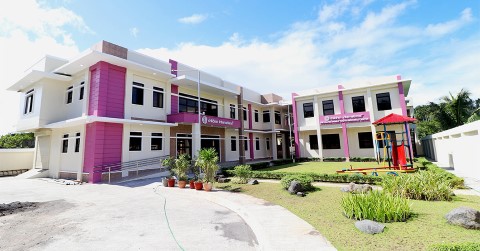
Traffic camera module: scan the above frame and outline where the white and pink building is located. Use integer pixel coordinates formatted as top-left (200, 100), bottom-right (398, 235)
top-left (7, 41), bottom-right (414, 183)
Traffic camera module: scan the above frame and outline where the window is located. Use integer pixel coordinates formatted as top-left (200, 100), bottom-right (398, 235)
top-left (303, 102), bottom-right (314, 118)
top-left (322, 100), bottom-right (334, 115)
top-left (231, 136), bottom-right (237, 151)
top-left (243, 107), bottom-right (247, 121)
top-left (254, 110), bottom-right (259, 122)
top-left (377, 131), bottom-right (396, 148)
top-left (179, 93), bottom-right (218, 116)
top-left (376, 92), bottom-right (392, 111)
top-left (244, 136), bottom-right (248, 151)
top-left (152, 87), bottom-right (164, 108)
top-left (255, 137), bottom-right (260, 150)
top-left (74, 133), bottom-right (81, 153)
top-left (230, 104), bottom-right (236, 119)
top-left (322, 134), bottom-right (341, 149)
top-left (274, 111), bottom-right (281, 124)
top-left (263, 111), bottom-right (270, 122)
top-left (79, 82), bottom-right (85, 100)
top-left (309, 135), bottom-right (318, 150)
top-left (66, 86), bottom-right (73, 104)
top-left (151, 133), bottom-right (163, 151)
top-left (129, 132), bottom-right (142, 151)
top-left (266, 138), bottom-right (270, 150)
top-left (352, 96), bottom-right (365, 112)
top-left (132, 82), bottom-right (144, 105)
top-left (62, 134), bottom-right (69, 153)
top-left (358, 132), bottom-right (373, 149)
top-left (23, 89), bottom-right (34, 114)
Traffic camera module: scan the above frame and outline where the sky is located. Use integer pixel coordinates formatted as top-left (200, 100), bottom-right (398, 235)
top-left (0, 0), bottom-right (479, 134)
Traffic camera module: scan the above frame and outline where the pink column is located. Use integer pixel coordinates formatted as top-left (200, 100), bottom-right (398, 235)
top-left (338, 89), bottom-right (350, 160)
top-left (291, 93), bottom-right (300, 158)
top-left (171, 85), bottom-right (179, 114)
top-left (397, 75), bottom-right (414, 157)
top-left (249, 133), bottom-right (254, 160)
top-left (248, 104), bottom-right (253, 130)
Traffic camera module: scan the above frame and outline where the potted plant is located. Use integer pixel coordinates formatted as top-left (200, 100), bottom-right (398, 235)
top-left (189, 179), bottom-right (195, 189)
top-left (162, 157), bottom-right (176, 187)
top-left (195, 148), bottom-right (219, 192)
top-left (173, 154), bottom-right (190, 188)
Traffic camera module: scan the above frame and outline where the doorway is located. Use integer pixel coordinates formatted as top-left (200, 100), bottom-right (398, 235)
top-left (276, 133), bottom-right (283, 159)
top-left (201, 135), bottom-right (221, 159)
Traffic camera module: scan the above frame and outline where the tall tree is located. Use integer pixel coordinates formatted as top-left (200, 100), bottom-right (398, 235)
top-left (0, 133), bottom-right (35, 148)
top-left (439, 89), bottom-right (475, 128)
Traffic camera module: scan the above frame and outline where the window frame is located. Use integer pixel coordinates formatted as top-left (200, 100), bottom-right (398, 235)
top-left (244, 136), bottom-right (248, 151)
top-left (266, 138), bottom-right (270, 150)
top-left (322, 100), bottom-right (334, 115)
top-left (61, 134), bottom-right (69, 153)
top-left (231, 136), bottom-right (237, 151)
top-left (230, 104), bottom-right (236, 119)
top-left (151, 132), bottom-right (163, 151)
top-left (358, 132), bottom-right (374, 149)
top-left (23, 89), bottom-right (34, 115)
top-left (322, 134), bottom-right (341, 149)
top-left (132, 82), bottom-right (145, 105)
top-left (79, 82), bottom-right (85, 100)
top-left (376, 92), bottom-right (392, 111)
top-left (152, 87), bottom-right (164, 108)
top-left (129, 131), bottom-right (142, 151)
top-left (303, 102), bottom-right (314, 118)
top-left (274, 111), bottom-right (281, 125)
top-left (254, 110), bottom-right (259, 122)
top-left (255, 137), bottom-right (260, 150)
top-left (263, 110), bottom-right (270, 123)
top-left (74, 132), bottom-right (81, 153)
top-left (243, 107), bottom-right (247, 121)
top-left (352, 96), bottom-right (366, 112)
top-left (66, 86), bottom-right (73, 104)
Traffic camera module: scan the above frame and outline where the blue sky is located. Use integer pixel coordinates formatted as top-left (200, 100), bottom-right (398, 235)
top-left (0, 0), bottom-right (479, 134)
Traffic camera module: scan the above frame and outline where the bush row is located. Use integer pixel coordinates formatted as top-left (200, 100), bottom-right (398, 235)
top-left (224, 170), bottom-right (382, 184)
top-left (417, 157), bottom-right (464, 189)
top-left (428, 243), bottom-right (480, 251)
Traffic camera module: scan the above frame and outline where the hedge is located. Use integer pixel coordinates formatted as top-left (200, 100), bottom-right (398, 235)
top-left (428, 243), bottom-right (480, 251)
top-left (224, 170), bottom-right (382, 184)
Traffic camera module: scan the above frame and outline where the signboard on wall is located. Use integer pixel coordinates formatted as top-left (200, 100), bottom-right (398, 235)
top-left (201, 115), bottom-right (240, 128)
top-left (320, 112), bottom-right (370, 125)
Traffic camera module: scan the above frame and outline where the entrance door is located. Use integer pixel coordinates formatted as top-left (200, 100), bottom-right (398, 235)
top-left (176, 134), bottom-right (192, 157)
top-left (276, 133), bottom-right (283, 159)
top-left (201, 135), bottom-right (221, 159)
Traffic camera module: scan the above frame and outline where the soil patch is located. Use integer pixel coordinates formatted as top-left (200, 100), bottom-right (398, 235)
top-left (0, 201), bottom-right (38, 216)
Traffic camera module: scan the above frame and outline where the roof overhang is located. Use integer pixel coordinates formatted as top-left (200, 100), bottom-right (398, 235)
top-left (7, 70), bottom-right (72, 92)
top-left (168, 75), bottom-right (240, 97)
top-left (44, 116), bottom-right (177, 129)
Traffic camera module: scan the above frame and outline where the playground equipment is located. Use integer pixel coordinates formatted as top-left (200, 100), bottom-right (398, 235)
top-left (337, 113), bottom-right (417, 176)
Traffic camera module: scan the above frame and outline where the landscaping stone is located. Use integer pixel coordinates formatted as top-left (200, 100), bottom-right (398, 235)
top-left (288, 181), bottom-right (303, 194)
top-left (248, 179), bottom-right (259, 185)
top-left (296, 192), bottom-right (305, 197)
top-left (217, 178), bottom-right (231, 183)
top-left (340, 182), bottom-right (372, 193)
top-left (445, 207), bottom-right (480, 229)
top-left (355, 220), bottom-right (385, 234)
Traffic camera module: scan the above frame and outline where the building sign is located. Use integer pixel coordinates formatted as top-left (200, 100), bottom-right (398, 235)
top-left (320, 112), bottom-right (370, 125)
top-left (201, 115), bottom-right (238, 127)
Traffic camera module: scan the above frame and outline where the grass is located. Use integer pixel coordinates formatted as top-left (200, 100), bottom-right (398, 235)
top-left (217, 182), bottom-right (480, 251)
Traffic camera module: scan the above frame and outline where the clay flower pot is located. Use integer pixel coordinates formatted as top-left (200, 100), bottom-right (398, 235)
top-left (178, 180), bottom-right (187, 188)
top-left (204, 182), bottom-right (213, 192)
top-left (167, 178), bottom-right (175, 187)
top-left (189, 180), bottom-right (195, 189)
top-left (194, 181), bottom-right (203, 190)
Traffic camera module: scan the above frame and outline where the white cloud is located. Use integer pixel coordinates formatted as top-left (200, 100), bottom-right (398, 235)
top-left (130, 27), bottom-right (139, 38)
top-left (425, 8), bottom-right (473, 37)
top-left (0, 0), bottom-right (86, 134)
top-left (139, 1), bottom-right (479, 107)
top-left (178, 14), bottom-right (208, 24)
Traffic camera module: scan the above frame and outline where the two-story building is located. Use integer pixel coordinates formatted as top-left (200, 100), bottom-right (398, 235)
top-left (291, 76), bottom-right (413, 160)
top-left (7, 41), bottom-right (291, 183)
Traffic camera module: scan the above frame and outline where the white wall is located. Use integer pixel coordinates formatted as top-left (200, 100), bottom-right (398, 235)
top-left (346, 126), bottom-right (375, 158)
top-left (371, 86), bottom-right (403, 120)
top-left (49, 125), bottom-right (85, 177)
top-left (0, 149), bottom-right (34, 171)
top-left (122, 124), bottom-right (171, 163)
top-left (424, 121), bottom-right (480, 179)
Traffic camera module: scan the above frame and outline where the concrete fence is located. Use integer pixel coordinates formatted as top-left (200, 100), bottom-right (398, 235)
top-left (0, 149), bottom-right (34, 174)
top-left (422, 120), bottom-right (480, 179)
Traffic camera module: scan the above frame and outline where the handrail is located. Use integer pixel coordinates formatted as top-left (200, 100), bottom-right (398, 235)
top-left (92, 155), bottom-right (170, 183)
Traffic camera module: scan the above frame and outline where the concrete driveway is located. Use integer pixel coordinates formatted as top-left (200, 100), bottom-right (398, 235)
top-left (0, 177), bottom-right (335, 251)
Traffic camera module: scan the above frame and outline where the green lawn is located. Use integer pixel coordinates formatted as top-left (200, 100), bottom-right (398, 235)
top-left (217, 182), bottom-right (480, 251)
top-left (261, 161), bottom-right (386, 174)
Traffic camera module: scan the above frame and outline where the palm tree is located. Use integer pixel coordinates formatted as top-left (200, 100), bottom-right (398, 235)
top-left (195, 148), bottom-right (219, 183)
top-left (438, 89), bottom-right (475, 128)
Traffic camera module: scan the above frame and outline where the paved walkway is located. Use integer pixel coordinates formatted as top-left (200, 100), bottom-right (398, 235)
top-left (0, 177), bottom-right (335, 251)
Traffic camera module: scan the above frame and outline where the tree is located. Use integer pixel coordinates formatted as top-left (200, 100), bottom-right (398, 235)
top-left (438, 89), bottom-right (475, 128)
top-left (0, 133), bottom-right (35, 148)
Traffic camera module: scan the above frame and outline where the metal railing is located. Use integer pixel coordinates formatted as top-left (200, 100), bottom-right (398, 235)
top-left (93, 155), bottom-right (170, 183)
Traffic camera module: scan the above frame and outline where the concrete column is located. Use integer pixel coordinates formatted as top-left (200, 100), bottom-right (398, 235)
top-left (192, 123), bottom-right (201, 159)
top-left (238, 88), bottom-right (245, 164)
top-left (281, 133), bottom-right (286, 159)
top-left (313, 96), bottom-right (323, 159)
top-left (272, 133), bottom-right (278, 160)
top-left (366, 89), bottom-right (378, 160)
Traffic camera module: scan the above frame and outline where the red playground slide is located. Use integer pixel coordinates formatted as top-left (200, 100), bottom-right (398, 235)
top-left (392, 142), bottom-right (407, 169)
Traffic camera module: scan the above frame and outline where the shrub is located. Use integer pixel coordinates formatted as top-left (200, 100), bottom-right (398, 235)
top-left (416, 157), bottom-right (464, 188)
top-left (280, 174), bottom-right (314, 191)
top-left (382, 170), bottom-right (453, 201)
top-left (341, 190), bottom-right (412, 223)
top-left (250, 162), bottom-right (270, 170)
top-left (428, 243), bottom-right (480, 251)
top-left (232, 165), bottom-right (252, 184)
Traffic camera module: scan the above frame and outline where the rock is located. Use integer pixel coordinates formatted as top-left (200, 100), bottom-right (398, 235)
top-left (296, 192), bottom-right (305, 197)
top-left (340, 182), bottom-right (372, 193)
top-left (355, 220), bottom-right (385, 234)
top-left (445, 207), bottom-right (480, 229)
top-left (217, 178), bottom-right (231, 183)
top-left (288, 181), bottom-right (303, 194)
top-left (247, 179), bottom-right (259, 185)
